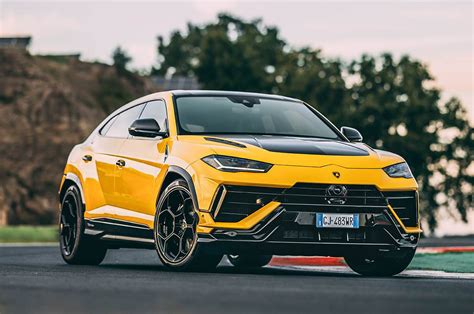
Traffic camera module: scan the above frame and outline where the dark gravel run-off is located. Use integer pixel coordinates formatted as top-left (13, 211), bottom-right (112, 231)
top-left (0, 246), bottom-right (473, 314)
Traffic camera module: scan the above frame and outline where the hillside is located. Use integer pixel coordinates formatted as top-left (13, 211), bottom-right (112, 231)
top-left (0, 49), bottom-right (155, 225)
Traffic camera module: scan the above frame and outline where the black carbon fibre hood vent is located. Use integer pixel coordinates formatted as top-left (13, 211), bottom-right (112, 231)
top-left (204, 137), bottom-right (247, 148)
top-left (220, 135), bottom-right (369, 156)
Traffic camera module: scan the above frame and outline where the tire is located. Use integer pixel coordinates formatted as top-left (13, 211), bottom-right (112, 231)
top-left (154, 179), bottom-right (222, 271)
top-left (59, 185), bottom-right (107, 265)
top-left (227, 254), bottom-right (273, 268)
top-left (344, 248), bottom-right (416, 277)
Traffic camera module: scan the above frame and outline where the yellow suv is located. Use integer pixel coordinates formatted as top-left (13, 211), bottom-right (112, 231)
top-left (59, 90), bottom-right (421, 276)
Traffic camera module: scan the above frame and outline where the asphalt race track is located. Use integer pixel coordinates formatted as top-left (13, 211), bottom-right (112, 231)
top-left (0, 246), bottom-right (473, 314)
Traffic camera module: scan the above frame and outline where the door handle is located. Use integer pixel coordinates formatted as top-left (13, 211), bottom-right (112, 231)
top-left (82, 155), bottom-right (92, 162)
top-left (116, 159), bottom-right (126, 167)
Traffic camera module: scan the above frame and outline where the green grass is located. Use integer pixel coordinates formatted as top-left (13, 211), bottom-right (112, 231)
top-left (0, 225), bottom-right (58, 243)
top-left (409, 252), bottom-right (474, 273)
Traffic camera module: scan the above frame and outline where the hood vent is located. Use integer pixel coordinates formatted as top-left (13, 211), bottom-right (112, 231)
top-left (204, 137), bottom-right (246, 148)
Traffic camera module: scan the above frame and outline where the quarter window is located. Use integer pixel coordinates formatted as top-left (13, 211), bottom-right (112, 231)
top-left (103, 104), bottom-right (145, 138)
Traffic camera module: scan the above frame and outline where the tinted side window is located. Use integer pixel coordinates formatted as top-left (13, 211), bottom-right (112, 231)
top-left (139, 100), bottom-right (168, 131)
top-left (104, 104), bottom-right (144, 138)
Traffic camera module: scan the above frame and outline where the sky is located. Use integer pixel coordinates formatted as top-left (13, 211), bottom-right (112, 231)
top-left (0, 0), bottom-right (473, 122)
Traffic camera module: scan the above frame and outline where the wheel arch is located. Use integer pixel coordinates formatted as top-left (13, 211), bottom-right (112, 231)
top-left (159, 166), bottom-right (199, 210)
top-left (59, 173), bottom-right (85, 205)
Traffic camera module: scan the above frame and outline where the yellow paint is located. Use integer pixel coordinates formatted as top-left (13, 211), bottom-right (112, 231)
top-left (387, 204), bottom-right (422, 234)
top-left (59, 91), bottom-right (421, 234)
top-left (199, 202), bottom-right (281, 230)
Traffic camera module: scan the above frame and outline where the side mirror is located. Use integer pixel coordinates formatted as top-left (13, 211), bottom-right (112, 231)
top-left (128, 119), bottom-right (167, 138)
top-left (341, 126), bottom-right (363, 142)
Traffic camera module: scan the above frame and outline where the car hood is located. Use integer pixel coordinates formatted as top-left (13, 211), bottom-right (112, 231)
top-left (179, 135), bottom-right (405, 169)
top-left (221, 135), bottom-right (369, 156)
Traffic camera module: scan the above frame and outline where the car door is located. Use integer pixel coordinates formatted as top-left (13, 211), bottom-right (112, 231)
top-left (88, 104), bottom-right (145, 220)
top-left (85, 118), bottom-right (123, 219)
top-left (114, 99), bottom-right (169, 227)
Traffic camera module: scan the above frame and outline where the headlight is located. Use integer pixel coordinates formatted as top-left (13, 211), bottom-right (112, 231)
top-left (383, 162), bottom-right (413, 179)
top-left (202, 155), bottom-right (273, 173)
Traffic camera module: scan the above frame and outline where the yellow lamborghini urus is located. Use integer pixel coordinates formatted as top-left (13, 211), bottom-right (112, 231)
top-left (59, 90), bottom-right (422, 276)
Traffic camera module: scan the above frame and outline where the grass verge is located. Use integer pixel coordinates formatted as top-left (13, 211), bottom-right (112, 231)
top-left (0, 225), bottom-right (58, 243)
top-left (409, 252), bottom-right (474, 273)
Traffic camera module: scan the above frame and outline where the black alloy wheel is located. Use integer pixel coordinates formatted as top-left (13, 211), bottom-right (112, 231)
top-left (227, 254), bottom-right (273, 268)
top-left (154, 179), bottom-right (223, 270)
top-left (59, 185), bottom-right (107, 265)
top-left (60, 193), bottom-right (78, 256)
top-left (156, 183), bottom-right (198, 265)
top-left (344, 248), bottom-right (416, 276)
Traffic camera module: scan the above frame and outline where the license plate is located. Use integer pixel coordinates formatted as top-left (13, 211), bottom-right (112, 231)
top-left (316, 213), bottom-right (359, 228)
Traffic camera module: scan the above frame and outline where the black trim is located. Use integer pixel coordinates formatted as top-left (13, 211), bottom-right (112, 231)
top-left (382, 190), bottom-right (419, 227)
top-left (199, 205), bottom-right (418, 256)
top-left (59, 174), bottom-right (85, 205)
top-left (171, 90), bottom-right (301, 101)
top-left (204, 137), bottom-right (247, 148)
top-left (85, 218), bottom-right (154, 249)
top-left (198, 236), bottom-right (415, 257)
top-left (87, 218), bottom-right (151, 230)
top-left (165, 165), bottom-right (200, 210)
top-left (217, 135), bottom-right (369, 155)
top-left (212, 184), bottom-right (388, 222)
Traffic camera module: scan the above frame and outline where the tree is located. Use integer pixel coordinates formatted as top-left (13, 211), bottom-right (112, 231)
top-left (112, 46), bottom-right (132, 74)
top-left (346, 54), bottom-right (473, 229)
top-left (152, 14), bottom-right (286, 92)
top-left (154, 14), bottom-right (473, 231)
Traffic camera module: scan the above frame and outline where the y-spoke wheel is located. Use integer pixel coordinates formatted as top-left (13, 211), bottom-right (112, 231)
top-left (60, 195), bottom-right (78, 256)
top-left (154, 179), bottom-right (223, 270)
top-left (156, 183), bottom-right (197, 264)
top-left (59, 185), bottom-right (107, 265)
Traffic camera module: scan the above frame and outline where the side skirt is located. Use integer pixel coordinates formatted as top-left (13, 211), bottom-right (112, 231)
top-left (85, 218), bottom-right (155, 249)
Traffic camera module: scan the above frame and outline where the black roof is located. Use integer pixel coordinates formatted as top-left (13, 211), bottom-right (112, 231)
top-left (170, 90), bottom-right (301, 102)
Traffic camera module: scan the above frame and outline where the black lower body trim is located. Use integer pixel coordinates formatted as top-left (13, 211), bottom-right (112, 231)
top-left (197, 238), bottom-right (413, 257)
top-left (197, 206), bottom-right (418, 257)
top-left (85, 218), bottom-right (154, 249)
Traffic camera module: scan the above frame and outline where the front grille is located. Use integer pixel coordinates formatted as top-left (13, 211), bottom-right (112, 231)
top-left (213, 185), bottom-right (283, 222)
top-left (212, 183), bottom-right (418, 228)
top-left (278, 184), bottom-right (386, 213)
top-left (382, 191), bottom-right (418, 227)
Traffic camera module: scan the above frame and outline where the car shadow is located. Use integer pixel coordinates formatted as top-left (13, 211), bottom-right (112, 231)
top-left (99, 262), bottom-right (425, 279)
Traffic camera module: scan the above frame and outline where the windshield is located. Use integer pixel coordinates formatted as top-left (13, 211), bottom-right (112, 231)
top-left (175, 95), bottom-right (341, 139)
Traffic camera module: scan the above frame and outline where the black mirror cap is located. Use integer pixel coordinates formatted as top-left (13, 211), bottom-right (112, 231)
top-left (128, 119), bottom-right (167, 138)
top-left (341, 126), bottom-right (363, 142)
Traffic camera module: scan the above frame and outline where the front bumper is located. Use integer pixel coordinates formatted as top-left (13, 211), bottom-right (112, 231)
top-left (195, 184), bottom-right (420, 256)
top-left (190, 163), bottom-right (421, 256)
top-left (198, 203), bottom-right (419, 256)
